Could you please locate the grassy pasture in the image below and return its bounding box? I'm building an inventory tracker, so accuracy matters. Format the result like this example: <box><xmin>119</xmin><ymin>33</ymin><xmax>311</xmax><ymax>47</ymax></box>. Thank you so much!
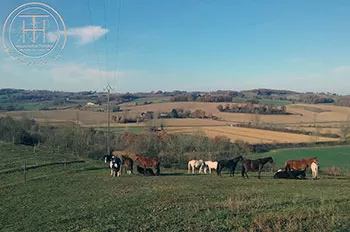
<box><xmin>261</xmin><ymin>145</ymin><xmax>350</xmax><ymax>171</ymax></box>
<box><xmin>1</xmin><ymin>144</ymin><xmax>350</xmax><ymax>231</ymax></box>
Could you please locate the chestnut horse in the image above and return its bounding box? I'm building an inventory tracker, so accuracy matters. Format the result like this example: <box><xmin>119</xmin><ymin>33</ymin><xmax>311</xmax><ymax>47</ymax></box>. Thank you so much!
<box><xmin>135</xmin><ymin>155</ymin><xmax>160</xmax><ymax>176</ymax></box>
<box><xmin>284</xmin><ymin>157</ymin><xmax>318</xmax><ymax>172</ymax></box>
<box><xmin>241</xmin><ymin>156</ymin><xmax>274</xmax><ymax>179</ymax></box>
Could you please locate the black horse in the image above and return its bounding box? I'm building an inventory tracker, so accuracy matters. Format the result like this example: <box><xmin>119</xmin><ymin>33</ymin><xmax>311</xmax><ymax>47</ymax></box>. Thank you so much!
<box><xmin>241</xmin><ymin>156</ymin><xmax>274</xmax><ymax>179</ymax></box>
<box><xmin>136</xmin><ymin>165</ymin><xmax>155</xmax><ymax>176</ymax></box>
<box><xmin>273</xmin><ymin>169</ymin><xmax>306</xmax><ymax>179</ymax></box>
<box><xmin>217</xmin><ymin>156</ymin><xmax>244</xmax><ymax>177</ymax></box>
<box><xmin>104</xmin><ymin>155</ymin><xmax>122</xmax><ymax>177</ymax></box>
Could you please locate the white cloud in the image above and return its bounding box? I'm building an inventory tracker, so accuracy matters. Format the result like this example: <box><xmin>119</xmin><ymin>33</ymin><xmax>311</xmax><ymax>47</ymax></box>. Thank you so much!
<box><xmin>330</xmin><ymin>66</ymin><xmax>350</xmax><ymax>74</ymax></box>
<box><xmin>46</xmin><ymin>26</ymin><xmax>109</xmax><ymax>46</ymax></box>
<box><xmin>50</xmin><ymin>63</ymin><xmax>122</xmax><ymax>83</ymax></box>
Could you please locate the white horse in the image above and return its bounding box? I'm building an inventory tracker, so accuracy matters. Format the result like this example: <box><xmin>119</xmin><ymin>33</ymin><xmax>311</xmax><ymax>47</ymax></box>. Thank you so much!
<box><xmin>311</xmin><ymin>161</ymin><xmax>318</xmax><ymax>179</ymax></box>
<box><xmin>188</xmin><ymin>159</ymin><xmax>206</xmax><ymax>174</ymax></box>
<box><xmin>204</xmin><ymin>161</ymin><xmax>218</xmax><ymax>174</ymax></box>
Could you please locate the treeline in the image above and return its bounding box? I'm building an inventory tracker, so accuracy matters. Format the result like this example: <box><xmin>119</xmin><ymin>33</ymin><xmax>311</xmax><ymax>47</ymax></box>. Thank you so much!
<box><xmin>245</xmin><ymin>88</ymin><xmax>300</xmax><ymax>95</ymax></box>
<box><xmin>170</xmin><ymin>92</ymin><xmax>244</xmax><ymax>102</ymax></box>
<box><xmin>0</xmin><ymin>105</ymin><xmax>24</xmax><ymax>111</ymax></box>
<box><xmin>217</xmin><ymin>104</ymin><xmax>289</xmax><ymax>115</ymax></box>
<box><xmin>158</xmin><ymin>108</ymin><xmax>217</xmax><ymax>120</ymax></box>
<box><xmin>335</xmin><ymin>96</ymin><xmax>350</xmax><ymax>107</ymax></box>
<box><xmin>296</xmin><ymin>94</ymin><xmax>335</xmax><ymax>104</ymax></box>
<box><xmin>0</xmin><ymin>88</ymin><xmax>139</xmax><ymax>107</ymax></box>
<box><xmin>112</xmin><ymin>108</ymin><xmax>217</xmax><ymax>123</ymax></box>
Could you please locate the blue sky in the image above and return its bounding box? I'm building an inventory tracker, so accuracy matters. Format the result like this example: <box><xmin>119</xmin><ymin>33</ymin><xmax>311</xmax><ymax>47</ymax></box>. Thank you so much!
<box><xmin>1</xmin><ymin>0</ymin><xmax>350</xmax><ymax>94</ymax></box>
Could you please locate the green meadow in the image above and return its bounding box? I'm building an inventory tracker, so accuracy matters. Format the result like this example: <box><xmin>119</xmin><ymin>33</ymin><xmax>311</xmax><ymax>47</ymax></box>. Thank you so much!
<box><xmin>1</xmin><ymin>143</ymin><xmax>350</xmax><ymax>232</ymax></box>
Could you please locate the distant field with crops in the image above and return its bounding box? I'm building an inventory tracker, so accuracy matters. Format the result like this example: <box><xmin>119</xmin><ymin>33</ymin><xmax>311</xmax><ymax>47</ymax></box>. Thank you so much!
<box><xmin>1</xmin><ymin>102</ymin><xmax>350</xmax><ymax>145</ymax></box>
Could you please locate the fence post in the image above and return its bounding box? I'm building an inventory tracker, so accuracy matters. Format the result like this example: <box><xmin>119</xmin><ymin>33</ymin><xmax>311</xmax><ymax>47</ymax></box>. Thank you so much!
<box><xmin>24</xmin><ymin>160</ymin><xmax>27</xmax><ymax>183</ymax></box>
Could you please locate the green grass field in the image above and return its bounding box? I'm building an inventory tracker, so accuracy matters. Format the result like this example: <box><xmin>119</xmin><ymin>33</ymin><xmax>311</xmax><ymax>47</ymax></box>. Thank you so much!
<box><xmin>94</xmin><ymin>126</ymin><xmax>145</xmax><ymax>134</ymax></box>
<box><xmin>1</xmin><ymin>143</ymin><xmax>350</xmax><ymax>231</ymax></box>
<box><xmin>262</xmin><ymin>145</ymin><xmax>350</xmax><ymax>170</ymax></box>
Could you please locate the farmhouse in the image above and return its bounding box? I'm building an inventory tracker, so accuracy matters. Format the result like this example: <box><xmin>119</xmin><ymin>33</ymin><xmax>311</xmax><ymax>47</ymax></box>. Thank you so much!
<box><xmin>86</xmin><ymin>102</ymin><xmax>96</xmax><ymax>106</ymax></box>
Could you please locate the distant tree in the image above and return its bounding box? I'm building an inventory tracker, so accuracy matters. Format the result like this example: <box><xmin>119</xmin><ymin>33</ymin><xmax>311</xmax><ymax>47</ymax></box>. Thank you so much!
<box><xmin>171</xmin><ymin>109</ymin><xmax>179</xmax><ymax>118</ymax></box>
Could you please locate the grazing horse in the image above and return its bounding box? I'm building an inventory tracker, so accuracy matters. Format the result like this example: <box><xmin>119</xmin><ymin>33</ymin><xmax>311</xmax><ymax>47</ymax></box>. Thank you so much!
<box><xmin>273</xmin><ymin>169</ymin><xmax>306</xmax><ymax>179</ymax></box>
<box><xmin>136</xmin><ymin>165</ymin><xmax>155</xmax><ymax>176</ymax></box>
<box><xmin>217</xmin><ymin>156</ymin><xmax>244</xmax><ymax>177</ymax></box>
<box><xmin>285</xmin><ymin>157</ymin><xmax>318</xmax><ymax>172</ymax></box>
<box><xmin>311</xmin><ymin>161</ymin><xmax>318</xmax><ymax>179</ymax></box>
<box><xmin>135</xmin><ymin>155</ymin><xmax>160</xmax><ymax>176</ymax></box>
<box><xmin>241</xmin><ymin>156</ymin><xmax>274</xmax><ymax>179</ymax></box>
<box><xmin>104</xmin><ymin>155</ymin><xmax>122</xmax><ymax>177</ymax></box>
<box><xmin>187</xmin><ymin>160</ymin><xmax>206</xmax><ymax>174</ymax></box>
<box><xmin>204</xmin><ymin>161</ymin><xmax>218</xmax><ymax>174</ymax></box>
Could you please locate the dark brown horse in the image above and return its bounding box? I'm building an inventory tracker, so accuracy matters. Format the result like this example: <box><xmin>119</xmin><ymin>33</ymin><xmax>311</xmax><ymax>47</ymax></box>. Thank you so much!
<box><xmin>284</xmin><ymin>157</ymin><xmax>318</xmax><ymax>172</ymax></box>
<box><xmin>241</xmin><ymin>156</ymin><xmax>274</xmax><ymax>179</ymax></box>
<box><xmin>217</xmin><ymin>156</ymin><xmax>244</xmax><ymax>177</ymax></box>
<box><xmin>135</xmin><ymin>155</ymin><xmax>160</xmax><ymax>176</ymax></box>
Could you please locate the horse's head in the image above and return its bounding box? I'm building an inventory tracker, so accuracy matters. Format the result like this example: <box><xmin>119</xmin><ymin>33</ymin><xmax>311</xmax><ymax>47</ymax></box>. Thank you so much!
<box><xmin>268</xmin><ymin>156</ymin><xmax>274</xmax><ymax>163</ymax></box>
<box><xmin>312</xmin><ymin>157</ymin><xmax>319</xmax><ymax>165</ymax></box>
<box><xmin>104</xmin><ymin>155</ymin><xmax>111</xmax><ymax>163</ymax></box>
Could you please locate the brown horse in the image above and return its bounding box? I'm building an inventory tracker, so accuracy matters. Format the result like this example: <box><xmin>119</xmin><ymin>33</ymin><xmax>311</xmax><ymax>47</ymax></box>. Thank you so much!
<box><xmin>241</xmin><ymin>156</ymin><xmax>274</xmax><ymax>179</ymax></box>
<box><xmin>284</xmin><ymin>157</ymin><xmax>318</xmax><ymax>172</ymax></box>
<box><xmin>121</xmin><ymin>155</ymin><xmax>134</xmax><ymax>174</ymax></box>
<box><xmin>135</xmin><ymin>155</ymin><xmax>160</xmax><ymax>176</ymax></box>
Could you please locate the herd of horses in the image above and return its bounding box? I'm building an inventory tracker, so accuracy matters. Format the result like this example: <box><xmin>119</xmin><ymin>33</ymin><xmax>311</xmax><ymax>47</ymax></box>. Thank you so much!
<box><xmin>104</xmin><ymin>150</ymin><xmax>319</xmax><ymax>180</ymax></box>
<box><xmin>188</xmin><ymin>156</ymin><xmax>319</xmax><ymax>179</ymax></box>
<box><xmin>104</xmin><ymin>151</ymin><xmax>160</xmax><ymax>177</ymax></box>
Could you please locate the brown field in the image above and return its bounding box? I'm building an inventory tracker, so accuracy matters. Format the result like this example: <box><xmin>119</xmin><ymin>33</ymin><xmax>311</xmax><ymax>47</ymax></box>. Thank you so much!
<box><xmin>1</xmin><ymin>102</ymin><xmax>349</xmax><ymax>144</ymax></box>
<box><xmin>166</xmin><ymin>126</ymin><xmax>340</xmax><ymax>144</ymax></box>
<box><xmin>286</xmin><ymin>126</ymin><xmax>341</xmax><ymax>136</ymax></box>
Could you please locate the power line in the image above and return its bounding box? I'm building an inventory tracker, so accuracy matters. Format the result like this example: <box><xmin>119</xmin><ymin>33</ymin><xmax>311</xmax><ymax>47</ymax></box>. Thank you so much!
<box><xmin>113</xmin><ymin>0</ymin><xmax>122</xmax><ymax>88</ymax></box>
<box><xmin>103</xmin><ymin>0</ymin><xmax>109</xmax><ymax>85</ymax></box>
<box><xmin>86</xmin><ymin>0</ymin><xmax>103</xmax><ymax>91</ymax></box>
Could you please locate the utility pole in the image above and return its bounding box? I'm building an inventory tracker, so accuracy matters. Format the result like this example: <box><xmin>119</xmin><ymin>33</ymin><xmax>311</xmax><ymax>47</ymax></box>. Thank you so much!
<box><xmin>104</xmin><ymin>83</ymin><xmax>114</xmax><ymax>156</ymax></box>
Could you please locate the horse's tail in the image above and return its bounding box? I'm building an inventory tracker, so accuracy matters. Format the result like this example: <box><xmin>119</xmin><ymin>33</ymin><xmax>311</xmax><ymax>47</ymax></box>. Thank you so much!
<box><xmin>156</xmin><ymin>158</ymin><xmax>161</xmax><ymax>176</ymax></box>
<box><xmin>216</xmin><ymin>162</ymin><xmax>221</xmax><ymax>176</ymax></box>
<box><xmin>188</xmin><ymin>161</ymin><xmax>191</xmax><ymax>174</ymax></box>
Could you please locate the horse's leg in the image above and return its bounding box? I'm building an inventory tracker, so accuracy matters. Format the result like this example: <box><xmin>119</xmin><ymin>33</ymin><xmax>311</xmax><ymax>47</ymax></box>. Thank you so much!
<box><xmin>217</xmin><ymin>164</ymin><xmax>221</xmax><ymax>176</ymax></box>
<box><xmin>156</xmin><ymin>162</ymin><xmax>160</xmax><ymax>176</ymax></box>
<box><xmin>258</xmin><ymin>164</ymin><xmax>262</xmax><ymax>179</ymax></box>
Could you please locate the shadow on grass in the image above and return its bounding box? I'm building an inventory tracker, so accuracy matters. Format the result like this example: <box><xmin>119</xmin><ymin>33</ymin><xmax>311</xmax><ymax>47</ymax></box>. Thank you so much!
<box><xmin>158</xmin><ymin>172</ymin><xmax>185</xmax><ymax>176</ymax></box>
